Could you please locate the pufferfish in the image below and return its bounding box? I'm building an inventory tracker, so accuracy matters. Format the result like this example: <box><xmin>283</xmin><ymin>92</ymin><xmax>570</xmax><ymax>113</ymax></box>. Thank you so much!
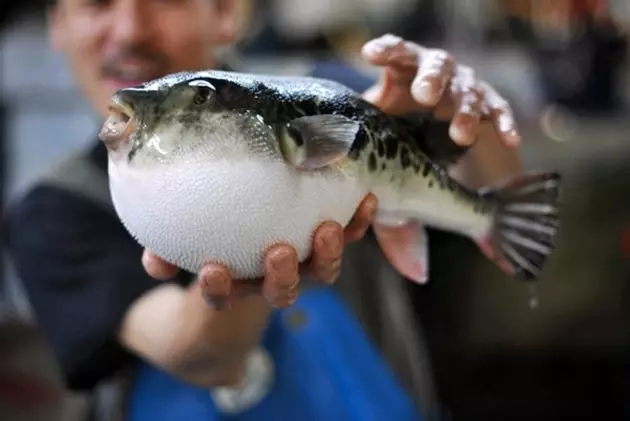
<box><xmin>99</xmin><ymin>69</ymin><xmax>561</xmax><ymax>283</ymax></box>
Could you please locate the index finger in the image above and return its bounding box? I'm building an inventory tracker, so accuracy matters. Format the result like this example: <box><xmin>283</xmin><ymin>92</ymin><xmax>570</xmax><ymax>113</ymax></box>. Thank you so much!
<box><xmin>361</xmin><ymin>35</ymin><xmax>455</xmax><ymax>107</ymax></box>
<box><xmin>361</xmin><ymin>34</ymin><xmax>420</xmax><ymax>77</ymax></box>
<box><xmin>142</xmin><ymin>249</ymin><xmax>179</xmax><ymax>281</ymax></box>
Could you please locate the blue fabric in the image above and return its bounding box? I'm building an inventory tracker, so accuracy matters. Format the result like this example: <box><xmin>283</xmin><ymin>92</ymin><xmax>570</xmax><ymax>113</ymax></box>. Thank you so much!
<box><xmin>128</xmin><ymin>288</ymin><xmax>421</xmax><ymax>421</ymax></box>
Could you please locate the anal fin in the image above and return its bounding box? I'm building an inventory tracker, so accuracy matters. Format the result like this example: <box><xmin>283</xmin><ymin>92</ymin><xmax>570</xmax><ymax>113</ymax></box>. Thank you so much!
<box><xmin>373</xmin><ymin>213</ymin><xmax>429</xmax><ymax>284</ymax></box>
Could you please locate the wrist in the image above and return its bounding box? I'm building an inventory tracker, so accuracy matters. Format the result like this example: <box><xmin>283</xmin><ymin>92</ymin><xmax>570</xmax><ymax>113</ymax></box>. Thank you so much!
<box><xmin>175</xmin><ymin>291</ymin><xmax>271</xmax><ymax>378</ymax></box>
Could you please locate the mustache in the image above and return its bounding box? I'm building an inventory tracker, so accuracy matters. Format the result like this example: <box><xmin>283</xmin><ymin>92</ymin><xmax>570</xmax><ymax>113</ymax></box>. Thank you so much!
<box><xmin>100</xmin><ymin>45</ymin><xmax>170</xmax><ymax>79</ymax></box>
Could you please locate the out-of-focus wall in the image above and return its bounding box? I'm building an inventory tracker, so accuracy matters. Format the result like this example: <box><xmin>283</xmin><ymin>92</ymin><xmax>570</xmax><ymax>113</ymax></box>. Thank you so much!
<box><xmin>1</xmin><ymin>13</ymin><xmax>97</xmax><ymax>319</ymax></box>
<box><xmin>1</xmin><ymin>13</ymin><xmax>96</xmax><ymax>202</ymax></box>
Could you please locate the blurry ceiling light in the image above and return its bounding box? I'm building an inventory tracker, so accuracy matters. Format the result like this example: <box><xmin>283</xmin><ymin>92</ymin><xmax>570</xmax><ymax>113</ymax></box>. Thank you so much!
<box><xmin>539</xmin><ymin>104</ymin><xmax>578</xmax><ymax>143</ymax></box>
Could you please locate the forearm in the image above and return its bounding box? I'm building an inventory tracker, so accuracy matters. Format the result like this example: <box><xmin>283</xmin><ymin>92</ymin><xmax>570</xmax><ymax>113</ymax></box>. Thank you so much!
<box><xmin>451</xmin><ymin>122</ymin><xmax>524</xmax><ymax>188</ymax></box>
<box><xmin>118</xmin><ymin>283</ymin><xmax>271</xmax><ymax>387</ymax></box>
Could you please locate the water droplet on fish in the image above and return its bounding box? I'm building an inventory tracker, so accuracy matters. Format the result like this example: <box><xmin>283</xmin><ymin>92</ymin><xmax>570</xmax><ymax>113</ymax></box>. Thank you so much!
<box><xmin>527</xmin><ymin>284</ymin><xmax>539</xmax><ymax>310</ymax></box>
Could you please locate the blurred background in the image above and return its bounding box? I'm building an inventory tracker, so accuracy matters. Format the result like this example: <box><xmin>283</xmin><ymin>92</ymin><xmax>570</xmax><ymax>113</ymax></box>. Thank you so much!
<box><xmin>1</xmin><ymin>0</ymin><xmax>629</xmax><ymax>420</ymax></box>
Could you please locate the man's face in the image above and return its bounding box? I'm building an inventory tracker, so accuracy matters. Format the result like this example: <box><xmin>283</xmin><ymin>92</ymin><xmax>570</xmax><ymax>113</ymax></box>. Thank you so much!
<box><xmin>49</xmin><ymin>0</ymin><xmax>238</xmax><ymax>118</ymax></box>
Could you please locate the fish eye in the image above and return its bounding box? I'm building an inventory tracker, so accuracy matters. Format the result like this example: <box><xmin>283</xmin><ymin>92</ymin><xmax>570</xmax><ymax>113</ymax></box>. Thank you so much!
<box><xmin>188</xmin><ymin>80</ymin><xmax>215</xmax><ymax>106</ymax></box>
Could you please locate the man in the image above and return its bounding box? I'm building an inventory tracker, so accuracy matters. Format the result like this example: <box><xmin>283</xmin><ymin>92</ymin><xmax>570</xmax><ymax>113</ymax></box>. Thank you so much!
<box><xmin>4</xmin><ymin>0</ymin><xmax>523</xmax><ymax>419</ymax></box>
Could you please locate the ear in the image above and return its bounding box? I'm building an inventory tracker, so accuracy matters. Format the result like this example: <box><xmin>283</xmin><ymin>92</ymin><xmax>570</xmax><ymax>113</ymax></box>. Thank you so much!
<box><xmin>47</xmin><ymin>5</ymin><xmax>66</xmax><ymax>51</ymax></box>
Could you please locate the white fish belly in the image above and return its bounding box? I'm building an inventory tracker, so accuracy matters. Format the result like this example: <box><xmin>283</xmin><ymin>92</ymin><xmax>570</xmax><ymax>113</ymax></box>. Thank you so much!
<box><xmin>109</xmin><ymin>159</ymin><xmax>366</xmax><ymax>279</ymax></box>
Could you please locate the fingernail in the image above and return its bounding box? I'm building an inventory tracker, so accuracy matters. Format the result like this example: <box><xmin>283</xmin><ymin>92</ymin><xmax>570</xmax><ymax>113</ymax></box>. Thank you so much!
<box><xmin>363</xmin><ymin>41</ymin><xmax>384</xmax><ymax>56</ymax></box>
<box><xmin>412</xmin><ymin>81</ymin><xmax>435</xmax><ymax>104</ymax></box>
<box><xmin>449</xmin><ymin>123</ymin><xmax>473</xmax><ymax>145</ymax></box>
<box><xmin>270</xmin><ymin>247</ymin><xmax>293</xmax><ymax>272</ymax></box>
<box><xmin>323</xmin><ymin>230</ymin><xmax>342</xmax><ymax>253</ymax></box>
<box><xmin>503</xmin><ymin>129</ymin><xmax>521</xmax><ymax>147</ymax></box>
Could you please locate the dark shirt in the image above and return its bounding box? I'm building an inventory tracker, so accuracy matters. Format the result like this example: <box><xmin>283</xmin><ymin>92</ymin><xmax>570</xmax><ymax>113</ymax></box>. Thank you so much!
<box><xmin>5</xmin><ymin>143</ymin><xmax>180</xmax><ymax>390</ymax></box>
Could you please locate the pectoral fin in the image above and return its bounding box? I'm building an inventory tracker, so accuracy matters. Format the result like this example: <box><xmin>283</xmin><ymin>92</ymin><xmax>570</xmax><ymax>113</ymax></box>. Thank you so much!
<box><xmin>373</xmin><ymin>214</ymin><xmax>430</xmax><ymax>284</ymax></box>
<box><xmin>279</xmin><ymin>114</ymin><xmax>360</xmax><ymax>169</ymax></box>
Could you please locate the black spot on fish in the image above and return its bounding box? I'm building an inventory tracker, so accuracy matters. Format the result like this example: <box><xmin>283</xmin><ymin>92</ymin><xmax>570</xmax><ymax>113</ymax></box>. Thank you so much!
<box><xmin>295</xmin><ymin>100</ymin><xmax>319</xmax><ymax>116</ymax></box>
<box><xmin>349</xmin><ymin>127</ymin><xmax>369</xmax><ymax>157</ymax></box>
<box><xmin>368</xmin><ymin>152</ymin><xmax>378</xmax><ymax>172</ymax></box>
<box><xmin>377</xmin><ymin>141</ymin><xmax>385</xmax><ymax>157</ymax></box>
<box><xmin>428</xmin><ymin>180</ymin><xmax>434</xmax><ymax>188</ymax></box>
<box><xmin>422</xmin><ymin>162</ymin><xmax>431</xmax><ymax>177</ymax></box>
<box><xmin>400</xmin><ymin>147</ymin><xmax>411</xmax><ymax>169</ymax></box>
<box><xmin>381</xmin><ymin>162</ymin><xmax>386</xmax><ymax>171</ymax></box>
<box><xmin>287</xmin><ymin>124</ymin><xmax>304</xmax><ymax>146</ymax></box>
<box><xmin>384</xmin><ymin>137</ymin><xmax>397</xmax><ymax>159</ymax></box>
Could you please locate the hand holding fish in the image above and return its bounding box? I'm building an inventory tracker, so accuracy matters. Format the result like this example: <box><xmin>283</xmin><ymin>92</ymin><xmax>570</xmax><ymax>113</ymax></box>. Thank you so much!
<box><xmin>361</xmin><ymin>34</ymin><xmax>521</xmax><ymax>148</ymax></box>
<box><xmin>110</xmin><ymin>37</ymin><xmax>560</xmax><ymax>312</ymax></box>
<box><xmin>142</xmin><ymin>194</ymin><xmax>377</xmax><ymax>309</ymax></box>
<box><xmin>360</xmin><ymin>34</ymin><xmax>527</xmax><ymax>282</ymax></box>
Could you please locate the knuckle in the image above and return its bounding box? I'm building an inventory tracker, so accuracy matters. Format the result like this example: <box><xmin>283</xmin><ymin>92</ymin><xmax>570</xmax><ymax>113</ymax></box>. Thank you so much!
<box><xmin>379</xmin><ymin>33</ymin><xmax>404</xmax><ymax>47</ymax></box>
<box><xmin>453</xmin><ymin>69</ymin><xmax>476</xmax><ymax>86</ymax></box>
<box><xmin>420</xmin><ymin>68</ymin><xmax>444</xmax><ymax>81</ymax></box>
<box><xmin>463</xmin><ymin>84</ymin><xmax>484</xmax><ymax>105</ymax></box>
<box><xmin>430</xmin><ymin>49</ymin><xmax>453</xmax><ymax>65</ymax></box>
<box><xmin>280</xmin><ymin>271</ymin><xmax>300</xmax><ymax>289</ymax></box>
<box><xmin>403</xmin><ymin>41</ymin><xmax>422</xmax><ymax>56</ymax></box>
<box><xmin>457</xmin><ymin>102</ymin><xmax>478</xmax><ymax>116</ymax></box>
<box><xmin>422</xmin><ymin>52</ymin><xmax>453</xmax><ymax>76</ymax></box>
<box><xmin>368</xmin><ymin>33</ymin><xmax>406</xmax><ymax>55</ymax></box>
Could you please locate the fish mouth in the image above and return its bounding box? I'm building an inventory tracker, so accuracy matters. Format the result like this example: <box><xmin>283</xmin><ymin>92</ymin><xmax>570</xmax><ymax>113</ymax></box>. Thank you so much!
<box><xmin>99</xmin><ymin>95</ymin><xmax>137</xmax><ymax>151</ymax></box>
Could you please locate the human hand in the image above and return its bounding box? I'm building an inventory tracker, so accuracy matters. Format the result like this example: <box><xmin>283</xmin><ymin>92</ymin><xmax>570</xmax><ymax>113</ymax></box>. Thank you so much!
<box><xmin>359</xmin><ymin>35</ymin><xmax>526</xmax><ymax>284</ymax></box>
<box><xmin>142</xmin><ymin>194</ymin><xmax>378</xmax><ymax>310</ymax></box>
<box><xmin>361</xmin><ymin>34</ymin><xmax>521</xmax><ymax>149</ymax></box>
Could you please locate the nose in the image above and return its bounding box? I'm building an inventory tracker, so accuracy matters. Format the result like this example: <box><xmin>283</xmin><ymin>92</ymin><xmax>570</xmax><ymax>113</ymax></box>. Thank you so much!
<box><xmin>99</xmin><ymin>96</ymin><xmax>137</xmax><ymax>150</ymax></box>
<box><xmin>110</xmin><ymin>0</ymin><xmax>155</xmax><ymax>45</ymax></box>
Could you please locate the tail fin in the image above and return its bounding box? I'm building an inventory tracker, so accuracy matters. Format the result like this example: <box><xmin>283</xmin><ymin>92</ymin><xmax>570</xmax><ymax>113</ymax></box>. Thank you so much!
<box><xmin>476</xmin><ymin>171</ymin><xmax>561</xmax><ymax>281</ymax></box>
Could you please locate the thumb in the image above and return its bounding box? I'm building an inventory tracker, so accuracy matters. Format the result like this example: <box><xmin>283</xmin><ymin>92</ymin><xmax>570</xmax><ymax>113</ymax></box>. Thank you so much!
<box><xmin>361</xmin><ymin>80</ymin><xmax>386</xmax><ymax>107</ymax></box>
